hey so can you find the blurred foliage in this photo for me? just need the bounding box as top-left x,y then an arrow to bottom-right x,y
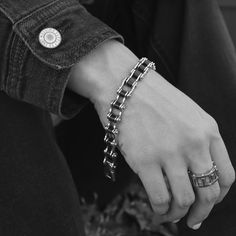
81,182 -> 178,236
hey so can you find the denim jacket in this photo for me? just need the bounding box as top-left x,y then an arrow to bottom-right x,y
0,0 -> 123,118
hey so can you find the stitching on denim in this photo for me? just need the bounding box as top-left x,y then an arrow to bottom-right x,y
47,70 -> 63,114
13,39 -> 26,98
56,29 -> 118,62
1,29 -> 14,91
0,0 -> 61,24
21,2 -> 80,36
14,0 -> 77,29
11,0 -> 122,69
12,0 -> 83,69
46,68 -> 56,113
0,3 -> 14,23
15,43 -> 28,99
6,34 -> 18,96
16,24 -> 120,69
8,0 -> 122,69
12,38 -> 24,98
47,68 -> 69,114
8,36 -> 26,99
54,30 -> 120,68
15,0 -> 61,26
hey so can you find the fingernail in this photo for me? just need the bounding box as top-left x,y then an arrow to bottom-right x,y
192,223 -> 202,230
173,219 -> 180,223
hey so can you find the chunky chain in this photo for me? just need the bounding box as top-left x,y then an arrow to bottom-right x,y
103,58 -> 156,181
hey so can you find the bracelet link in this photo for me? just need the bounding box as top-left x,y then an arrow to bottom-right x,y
107,112 -> 122,123
103,57 -> 156,181
104,132 -> 116,143
111,100 -> 126,111
117,87 -> 130,97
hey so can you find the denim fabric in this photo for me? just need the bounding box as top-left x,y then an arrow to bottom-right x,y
0,0 -> 123,118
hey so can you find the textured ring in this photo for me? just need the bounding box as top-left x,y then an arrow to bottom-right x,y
188,162 -> 219,188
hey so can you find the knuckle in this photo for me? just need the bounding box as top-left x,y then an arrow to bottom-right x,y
157,147 -> 176,160
134,147 -> 159,167
177,193 -> 195,209
205,117 -> 221,139
153,207 -> 169,215
152,195 -> 171,214
222,168 -> 235,188
152,195 -> 171,207
207,116 -> 219,131
188,132 -> 207,151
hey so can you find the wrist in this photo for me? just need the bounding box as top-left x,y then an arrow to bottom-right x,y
68,40 -> 138,124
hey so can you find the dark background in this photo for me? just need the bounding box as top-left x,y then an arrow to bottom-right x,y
55,0 -> 236,209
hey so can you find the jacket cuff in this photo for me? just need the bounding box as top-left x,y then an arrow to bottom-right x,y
3,0 -> 124,119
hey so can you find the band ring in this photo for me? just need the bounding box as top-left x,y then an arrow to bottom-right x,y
188,162 -> 219,188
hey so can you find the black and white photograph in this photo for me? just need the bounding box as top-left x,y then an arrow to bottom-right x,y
0,0 -> 236,235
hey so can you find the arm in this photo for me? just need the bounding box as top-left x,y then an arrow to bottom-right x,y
69,39 -> 235,229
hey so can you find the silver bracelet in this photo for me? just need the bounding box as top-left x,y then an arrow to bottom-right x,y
103,57 -> 156,181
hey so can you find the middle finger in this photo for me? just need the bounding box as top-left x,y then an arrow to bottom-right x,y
163,159 -> 195,222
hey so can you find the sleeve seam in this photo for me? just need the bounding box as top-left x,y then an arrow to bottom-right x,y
14,0 -> 76,29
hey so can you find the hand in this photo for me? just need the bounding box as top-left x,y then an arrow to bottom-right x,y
116,69 -> 235,228
68,40 -> 235,229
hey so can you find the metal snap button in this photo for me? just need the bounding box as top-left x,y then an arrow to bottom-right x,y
39,28 -> 61,49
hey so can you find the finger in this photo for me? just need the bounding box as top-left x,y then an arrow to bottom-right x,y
163,160 -> 195,223
210,136 -> 235,203
187,155 -> 220,230
138,165 -> 171,215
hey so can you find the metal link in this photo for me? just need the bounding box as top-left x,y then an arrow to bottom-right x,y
105,123 -> 119,134
103,159 -> 116,181
103,57 -> 156,181
107,112 -> 122,123
104,146 -> 116,156
117,87 -> 130,97
126,71 -> 142,87
104,132 -> 116,143
111,100 -> 126,111
105,139 -> 117,146
137,64 -> 146,73
103,157 -> 117,168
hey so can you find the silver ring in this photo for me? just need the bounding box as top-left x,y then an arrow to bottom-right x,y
188,162 -> 219,188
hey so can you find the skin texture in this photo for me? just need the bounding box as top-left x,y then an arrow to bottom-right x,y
68,40 -> 235,229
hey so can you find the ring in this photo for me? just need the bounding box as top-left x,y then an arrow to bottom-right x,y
188,162 -> 219,188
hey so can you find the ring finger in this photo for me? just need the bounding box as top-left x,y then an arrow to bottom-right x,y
187,155 -> 220,230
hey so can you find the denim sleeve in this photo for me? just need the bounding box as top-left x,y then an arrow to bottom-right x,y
0,0 -> 124,119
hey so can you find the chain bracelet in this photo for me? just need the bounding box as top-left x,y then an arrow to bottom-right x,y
103,57 -> 156,181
